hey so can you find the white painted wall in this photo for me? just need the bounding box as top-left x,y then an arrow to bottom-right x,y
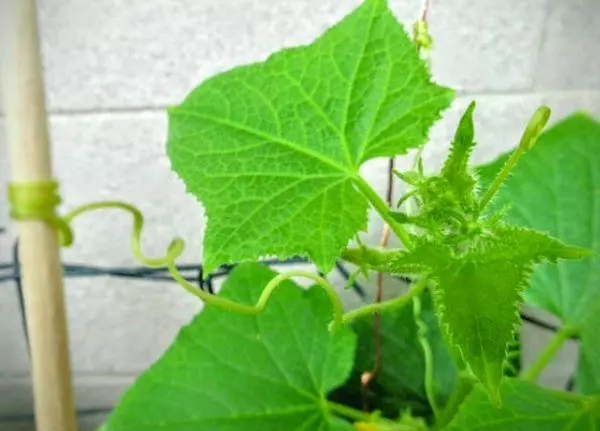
0,0 -> 599,429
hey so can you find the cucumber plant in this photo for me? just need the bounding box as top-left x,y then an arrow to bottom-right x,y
101,0 -> 600,429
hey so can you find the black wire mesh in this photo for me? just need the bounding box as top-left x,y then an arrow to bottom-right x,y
0,226 -> 575,423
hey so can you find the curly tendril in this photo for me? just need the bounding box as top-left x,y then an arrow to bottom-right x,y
8,182 -> 345,330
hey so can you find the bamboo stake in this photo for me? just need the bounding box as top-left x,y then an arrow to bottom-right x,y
1,1 -> 77,430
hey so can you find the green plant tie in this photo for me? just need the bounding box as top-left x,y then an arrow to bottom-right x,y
8,181 -> 74,246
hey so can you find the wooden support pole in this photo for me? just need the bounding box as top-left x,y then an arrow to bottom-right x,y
1,1 -> 77,430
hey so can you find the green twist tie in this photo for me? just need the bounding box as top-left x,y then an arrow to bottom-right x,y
8,181 -> 74,246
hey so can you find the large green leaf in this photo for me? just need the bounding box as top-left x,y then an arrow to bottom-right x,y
332,291 -> 457,419
446,379 -> 600,430
105,263 -> 356,430
388,227 -> 587,399
167,0 -> 453,272
477,114 -> 600,393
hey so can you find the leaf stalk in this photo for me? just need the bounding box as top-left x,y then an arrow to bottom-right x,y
413,294 -> 440,419
326,401 -> 372,422
343,276 -> 429,324
354,176 -> 414,250
522,325 -> 577,382
479,106 -> 551,210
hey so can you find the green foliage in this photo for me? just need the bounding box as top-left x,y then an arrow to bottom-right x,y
477,114 -> 600,393
392,103 -> 479,238
167,0 -> 452,273
388,226 -> 587,399
105,263 -> 356,430
384,103 -> 589,399
332,291 -> 457,419
447,379 -> 600,430
440,102 -> 478,200
97,1 -> 599,430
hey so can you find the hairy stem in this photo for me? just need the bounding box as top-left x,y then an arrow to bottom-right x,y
343,276 -> 429,324
413,294 -> 439,419
479,106 -> 551,210
522,325 -> 577,382
354,176 -> 413,250
479,148 -> 522,210
326,401 -> 372,422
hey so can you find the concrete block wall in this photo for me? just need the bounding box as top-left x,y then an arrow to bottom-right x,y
0,0 -> 598,429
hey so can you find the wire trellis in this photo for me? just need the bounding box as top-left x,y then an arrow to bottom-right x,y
0,226 -> 574,423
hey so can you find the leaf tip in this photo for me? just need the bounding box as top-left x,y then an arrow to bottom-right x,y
562,245 -> 596,260
488,387 -> 503,409
466,100 -> 476,112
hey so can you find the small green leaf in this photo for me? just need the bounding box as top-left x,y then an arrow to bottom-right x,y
105,263 -> 356,430
388,226 -> 586,399
332,291 -> 456,419
441,101 -> 477,201
477,114 -> 600,393
446,379 -> 600,430
167,0 -> 453,272
395,103 -> 478,236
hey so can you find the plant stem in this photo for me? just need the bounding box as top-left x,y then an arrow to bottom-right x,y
435,372 -> 476,430
522,325 -> 577,382
64,201 -> 347,329
354,176 -> 413,250
169,265 -> 346,331
326,401 -> 372,422
478,146 -> 524,210
343,276 -> 429,324
479,106 -> 551,210
413,295 -> 439,420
